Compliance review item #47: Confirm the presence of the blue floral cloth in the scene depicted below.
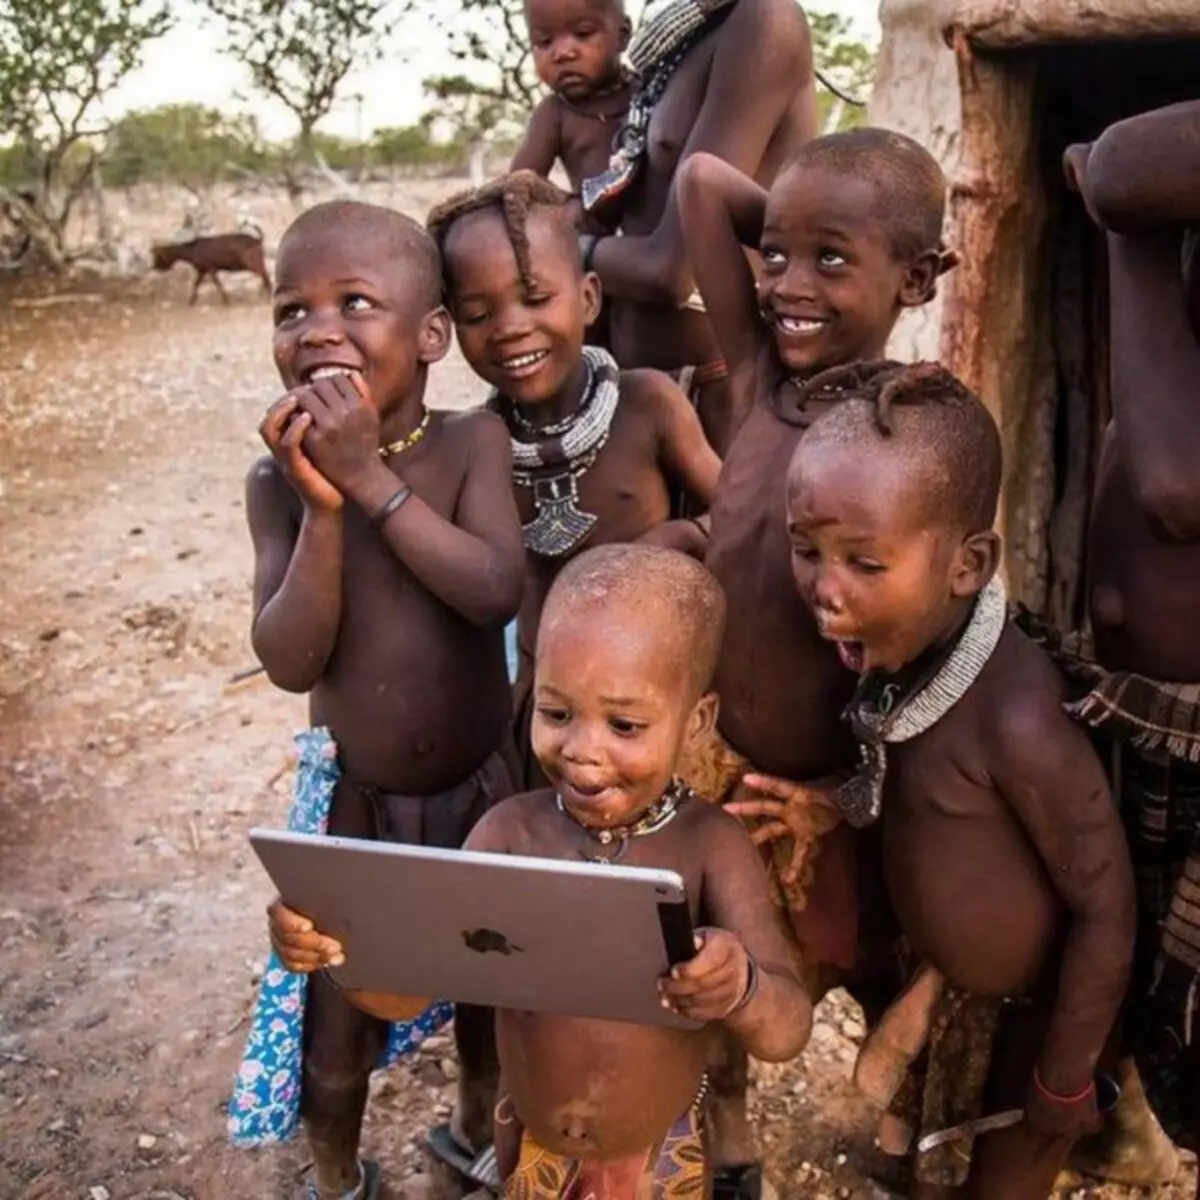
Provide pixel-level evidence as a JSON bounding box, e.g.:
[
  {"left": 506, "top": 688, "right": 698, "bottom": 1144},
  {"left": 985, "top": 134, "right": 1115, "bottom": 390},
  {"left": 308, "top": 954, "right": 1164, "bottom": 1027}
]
[{"left": 227, "top": 727, "right": 453, "bottom": 1146}]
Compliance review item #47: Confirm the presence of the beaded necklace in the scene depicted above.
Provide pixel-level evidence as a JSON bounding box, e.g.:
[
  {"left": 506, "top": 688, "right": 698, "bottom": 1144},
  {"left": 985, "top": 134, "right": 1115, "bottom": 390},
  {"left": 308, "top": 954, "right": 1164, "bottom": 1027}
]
[{"left": 557, "top": 777, "right": 692, "bottom": 864}]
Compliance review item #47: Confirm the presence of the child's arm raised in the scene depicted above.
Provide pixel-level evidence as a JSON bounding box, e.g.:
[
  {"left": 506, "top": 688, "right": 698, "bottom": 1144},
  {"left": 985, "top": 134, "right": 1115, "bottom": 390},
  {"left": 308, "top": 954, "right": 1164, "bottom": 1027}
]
[
  {"left": 992, "top": 687, "right": 1135, "bottom": 1137},
  {"left": 246, "top": 396, "right": 345, "bottom": 693},
  {"left": 678, "top": 152, "right": 771, "bottom": 387},
  {"left": 298, "top": 377, "right": 525, "bottom": 628},
  {"left": 1085, "top": 102, "right": 1200, "bottom": 231},
  {"left": 660, "top": 809, "right": 812, "bottom": 1061},
  {"left": 590, "top": 0, "right": 814, "bottom": 305},
  {"left": 510, "top": 96, "right": 563, "bottom": 177}
]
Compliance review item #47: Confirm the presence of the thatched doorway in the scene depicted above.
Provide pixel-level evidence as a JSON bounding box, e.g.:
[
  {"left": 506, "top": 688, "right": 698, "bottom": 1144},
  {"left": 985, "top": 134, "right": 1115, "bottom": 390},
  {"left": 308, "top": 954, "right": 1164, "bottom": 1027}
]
[{"left": 892, "top": 2, "right": 1200, "bottom": 625}]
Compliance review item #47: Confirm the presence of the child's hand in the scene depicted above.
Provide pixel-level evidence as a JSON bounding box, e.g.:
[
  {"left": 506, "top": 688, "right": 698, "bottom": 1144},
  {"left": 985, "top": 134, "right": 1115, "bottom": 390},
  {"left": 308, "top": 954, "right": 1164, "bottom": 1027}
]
[
  {"left": 260, "top": 394, "right": 344, "bottom": 512},
  {"left": 295, "top": 373, "right": 381, "bottom": 499},
  {"left": 724, "top": 773, "right": 842, "bottom": 886},
  {"left": 659, "top": 928, "right": 751, "bottom": 1023},
  {"left": 1022, "top": 1071, "right": 1102, "bottom": 1140},
  {"left": 267, "top": 897, "right": 345, "bottom": 974}
]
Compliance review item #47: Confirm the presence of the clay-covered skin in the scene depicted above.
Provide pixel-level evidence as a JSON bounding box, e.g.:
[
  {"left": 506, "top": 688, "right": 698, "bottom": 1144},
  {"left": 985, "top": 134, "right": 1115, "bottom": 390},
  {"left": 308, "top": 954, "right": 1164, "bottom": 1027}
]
[{"left": 468, "top": 790, "right": 807, "bottom": 1160}]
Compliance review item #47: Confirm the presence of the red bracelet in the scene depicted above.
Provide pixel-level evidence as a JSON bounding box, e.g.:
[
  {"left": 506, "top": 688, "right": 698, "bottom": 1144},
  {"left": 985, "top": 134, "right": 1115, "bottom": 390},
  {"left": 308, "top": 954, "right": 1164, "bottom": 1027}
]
[{"left": 1033, "top": 1066, "right": 1095, "bottom": 1105}]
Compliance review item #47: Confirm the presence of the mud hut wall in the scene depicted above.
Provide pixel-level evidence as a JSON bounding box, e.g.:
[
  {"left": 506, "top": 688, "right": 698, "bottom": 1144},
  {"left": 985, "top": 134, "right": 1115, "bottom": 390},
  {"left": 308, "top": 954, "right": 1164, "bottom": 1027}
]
[
  {"left": 871, "top": 0, "right": 963, "bottom": 364},
  {"left": 940, "top": 39, "right": 1055, "bottom": 610}
]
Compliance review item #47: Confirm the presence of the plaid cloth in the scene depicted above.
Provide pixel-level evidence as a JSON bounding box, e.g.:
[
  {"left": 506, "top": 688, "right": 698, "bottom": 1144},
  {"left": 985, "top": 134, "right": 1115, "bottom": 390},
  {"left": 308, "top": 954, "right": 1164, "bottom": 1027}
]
[{"left": 1016, "top": 609, "right": 1200, "bottom": 1148}]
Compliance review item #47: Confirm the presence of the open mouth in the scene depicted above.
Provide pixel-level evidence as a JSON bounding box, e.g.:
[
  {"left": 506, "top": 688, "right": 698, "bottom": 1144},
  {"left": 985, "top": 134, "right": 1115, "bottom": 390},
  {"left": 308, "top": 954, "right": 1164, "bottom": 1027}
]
[
  {"left": 831, "top": 638, "right": 866, "bottom": 674},
  {"left": 775, "top": 315, "right": 829, "bottom": 338},
  {"left": 301, "top": 364, "right": 362, "bottom": 384},
  {"left": 497, "top": 349, "right": 550, "bottom": 380}
]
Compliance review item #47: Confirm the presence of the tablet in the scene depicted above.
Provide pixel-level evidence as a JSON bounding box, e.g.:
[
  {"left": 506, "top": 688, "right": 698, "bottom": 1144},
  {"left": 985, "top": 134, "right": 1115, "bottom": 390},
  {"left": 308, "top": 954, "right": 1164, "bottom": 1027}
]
[{"left": 249, "top": 829, "right": 700, "bottom": 1029}]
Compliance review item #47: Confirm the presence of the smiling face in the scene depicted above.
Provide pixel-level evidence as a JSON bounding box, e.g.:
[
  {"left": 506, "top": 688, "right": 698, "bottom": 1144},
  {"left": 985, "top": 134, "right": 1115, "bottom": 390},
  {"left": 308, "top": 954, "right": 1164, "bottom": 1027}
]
[
  {"left": 786, "top": 433, "right": 991, "bottom": 676},
  {"left": 272, "top": 224, "right": 447, "bottom": 420},
  {"left": 444, "top": 206, "right": 600, "bottom": 419},
  {"left": 526, "top": 0, "right": 628, "bottom": 101},
  {"left": 532, "top": 603, "right": 715, "bottom": 829},
  {"left": 759, "top": 166, "right": 936, "bottom": 377}
]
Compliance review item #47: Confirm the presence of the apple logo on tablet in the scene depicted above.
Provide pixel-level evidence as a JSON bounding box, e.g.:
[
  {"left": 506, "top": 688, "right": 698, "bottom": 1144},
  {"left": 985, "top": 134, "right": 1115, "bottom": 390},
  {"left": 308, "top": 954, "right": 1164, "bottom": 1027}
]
[{"left": 463, "top": 928, "right": 524, "bottom": 956}]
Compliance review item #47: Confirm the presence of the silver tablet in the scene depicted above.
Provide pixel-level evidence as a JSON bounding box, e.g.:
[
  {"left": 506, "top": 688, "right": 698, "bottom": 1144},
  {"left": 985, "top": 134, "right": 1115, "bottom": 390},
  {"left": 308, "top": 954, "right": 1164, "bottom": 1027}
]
[{"left": 249, "top": 829, "right": 699, "bottom": 1029}]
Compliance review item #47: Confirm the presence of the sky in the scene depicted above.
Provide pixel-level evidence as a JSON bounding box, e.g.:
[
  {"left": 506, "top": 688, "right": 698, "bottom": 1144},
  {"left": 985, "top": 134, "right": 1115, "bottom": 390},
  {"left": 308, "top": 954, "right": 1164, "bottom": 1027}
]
[{"left": 109, "top": 0, "right": 881, "bottom": 142}]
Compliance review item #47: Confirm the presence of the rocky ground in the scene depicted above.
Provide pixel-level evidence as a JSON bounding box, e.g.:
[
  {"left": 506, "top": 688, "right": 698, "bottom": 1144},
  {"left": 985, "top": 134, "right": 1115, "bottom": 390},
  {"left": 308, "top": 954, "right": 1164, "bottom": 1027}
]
[{"left": 0, "top": 182, "right": 1193, "bottom": 1198}]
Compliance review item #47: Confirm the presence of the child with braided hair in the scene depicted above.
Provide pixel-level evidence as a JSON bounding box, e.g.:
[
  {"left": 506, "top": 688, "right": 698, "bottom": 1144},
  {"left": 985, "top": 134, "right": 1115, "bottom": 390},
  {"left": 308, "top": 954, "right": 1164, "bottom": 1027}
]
[
  {"left": 785, "top": 359, "right": 1134, "bottom": 1198},
  {"left": 428, "top": 170, "right": 720, "bottom": 789}
]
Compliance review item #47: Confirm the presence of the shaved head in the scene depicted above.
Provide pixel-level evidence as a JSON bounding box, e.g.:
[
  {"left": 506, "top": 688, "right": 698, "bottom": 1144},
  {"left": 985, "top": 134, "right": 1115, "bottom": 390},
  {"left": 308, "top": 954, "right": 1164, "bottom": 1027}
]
[
  {"left": 541, "top": 544, "right": 726, "bottom": 702},
  {"left": 278, "top": 200, "right": 443, "bottom": 312}
]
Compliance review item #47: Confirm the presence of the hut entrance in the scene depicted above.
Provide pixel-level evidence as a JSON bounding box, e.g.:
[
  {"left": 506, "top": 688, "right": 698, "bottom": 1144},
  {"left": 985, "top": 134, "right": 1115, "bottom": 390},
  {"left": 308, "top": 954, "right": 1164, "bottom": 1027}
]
[{"left": 939, "top": 21, "right": 1200, "bottom": 626}]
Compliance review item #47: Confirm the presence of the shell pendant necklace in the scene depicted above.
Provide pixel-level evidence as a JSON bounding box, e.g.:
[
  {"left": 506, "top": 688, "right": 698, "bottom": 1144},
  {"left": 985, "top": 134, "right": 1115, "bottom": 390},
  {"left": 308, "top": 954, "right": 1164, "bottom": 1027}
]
[{"left": 555, "top": 778, "right": 691, "bottom": 864}]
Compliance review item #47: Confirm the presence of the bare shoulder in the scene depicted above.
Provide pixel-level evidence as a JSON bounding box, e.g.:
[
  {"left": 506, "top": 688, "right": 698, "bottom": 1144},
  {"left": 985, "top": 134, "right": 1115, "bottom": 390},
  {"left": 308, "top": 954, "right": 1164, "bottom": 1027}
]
[
  {"left": 725, "top": 0, "right": 811, "bottom": 53},
  {"left": 677, "top": 796, "right": 758, "bottom": 862},
  {"left": 245, "top": 454, "right": 298, "bottom": 518},
  {"left": 433, "top": 407, "right": 512, "bottom": 462},
  {"left": 979, "top": 626, "right": 1080, "bottom": 768},
  {"left": 466, "top": 788, "right": 555, "bottom": 852},
  {"left": 619, "top": 367, "right": 689, "bottom": 412}
]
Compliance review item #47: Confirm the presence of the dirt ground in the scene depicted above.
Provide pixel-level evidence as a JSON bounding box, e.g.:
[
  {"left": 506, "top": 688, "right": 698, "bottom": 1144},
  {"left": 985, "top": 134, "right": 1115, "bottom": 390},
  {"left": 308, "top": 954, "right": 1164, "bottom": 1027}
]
[{"left": 0, "top": 182, "right": 1194, "bottom": 1199}]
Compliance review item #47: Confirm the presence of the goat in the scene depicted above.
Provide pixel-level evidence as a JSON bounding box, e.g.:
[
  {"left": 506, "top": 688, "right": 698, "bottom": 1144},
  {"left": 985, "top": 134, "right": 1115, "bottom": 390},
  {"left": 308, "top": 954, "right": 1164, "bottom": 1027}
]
[{"left": 151, "top": 231, "right": 271, "bottom": 305}]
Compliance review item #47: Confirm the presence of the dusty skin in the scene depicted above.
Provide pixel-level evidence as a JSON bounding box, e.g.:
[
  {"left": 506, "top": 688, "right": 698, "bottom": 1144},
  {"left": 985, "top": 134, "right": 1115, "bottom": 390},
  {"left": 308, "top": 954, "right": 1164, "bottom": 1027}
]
[{"left": 0, "top": 182, "right": 1195, "bottom": 1198}]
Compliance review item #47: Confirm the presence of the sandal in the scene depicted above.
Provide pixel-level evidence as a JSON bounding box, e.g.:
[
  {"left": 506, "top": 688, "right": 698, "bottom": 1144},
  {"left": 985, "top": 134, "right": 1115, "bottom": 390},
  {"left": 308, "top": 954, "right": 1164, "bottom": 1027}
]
[{"left": 427, "top": 1122, "right": 501, "bottom": 1191}]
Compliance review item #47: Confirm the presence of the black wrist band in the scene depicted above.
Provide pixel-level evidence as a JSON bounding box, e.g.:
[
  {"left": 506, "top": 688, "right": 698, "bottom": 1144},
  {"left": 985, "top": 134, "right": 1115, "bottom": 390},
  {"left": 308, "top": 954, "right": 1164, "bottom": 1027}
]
[
  {"left": 726, "top": 954, "right": 759, "bottom": 1017},
  {"left": 370, "top": 485, "right": 412, "bottom": 529},
  {"left": 579, "top": 233, "right": 600, "bottom": 272}
]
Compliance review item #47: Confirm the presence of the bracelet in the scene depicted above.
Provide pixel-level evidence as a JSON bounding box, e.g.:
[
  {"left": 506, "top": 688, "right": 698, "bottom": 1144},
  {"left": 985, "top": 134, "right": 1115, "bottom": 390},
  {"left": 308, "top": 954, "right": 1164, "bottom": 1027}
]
[
  {"left": 687, "top": 516, "right": 710, "bottom": 539},
  {"left": 369, "top": 485, "right": 412, "bottom": 529},
  {"left": 726, "top": 953, "right": 759, "bottom": 1017},
  {"left": 1033, "top": 1065, "right": 1096, "bottom": 1105},
  {"left": 579, "top": 233, "right": 600, "bottom": 272}
]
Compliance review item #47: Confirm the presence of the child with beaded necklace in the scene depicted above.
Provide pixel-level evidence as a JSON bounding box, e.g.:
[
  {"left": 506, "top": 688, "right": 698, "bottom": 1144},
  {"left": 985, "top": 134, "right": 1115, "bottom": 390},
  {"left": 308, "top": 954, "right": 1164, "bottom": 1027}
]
[{"left": 428, "top": 170, "right": 721, "bottom": 787}]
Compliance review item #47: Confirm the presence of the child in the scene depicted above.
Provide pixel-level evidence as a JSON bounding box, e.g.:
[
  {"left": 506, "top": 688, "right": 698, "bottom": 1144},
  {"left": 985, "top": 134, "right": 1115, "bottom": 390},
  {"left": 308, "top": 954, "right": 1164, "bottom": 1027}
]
[
  {"left": 1059, "top": 105, "right": 1200, "bottom": 1184},
  {"left": 270, "top": 543, "right": 813, "bottom": 1198},
  {"left": 510, "top": 0, "right": 632, "bottom": 206},
  {"left": 658, "top": 127, "right": 954, "bottom": 1184},
  {"left": 787, "top": 360, "right": 1135, "bottom": 1198},
  {"left": 427, "top": 171, "right": 721, "bottom": 786},
  {"left": 243, "top": 200, "right": 525, "bottom": 1199},
  {"left": 576, "top": 0, "right": 817, "bottom": 455}
]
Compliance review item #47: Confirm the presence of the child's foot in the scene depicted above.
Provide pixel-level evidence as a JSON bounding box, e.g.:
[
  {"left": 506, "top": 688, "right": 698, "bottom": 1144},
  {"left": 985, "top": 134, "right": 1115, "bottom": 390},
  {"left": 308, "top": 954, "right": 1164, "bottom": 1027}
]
[{"left": 1059, "top": 1059, "right": 1179, "bottom": 1186}]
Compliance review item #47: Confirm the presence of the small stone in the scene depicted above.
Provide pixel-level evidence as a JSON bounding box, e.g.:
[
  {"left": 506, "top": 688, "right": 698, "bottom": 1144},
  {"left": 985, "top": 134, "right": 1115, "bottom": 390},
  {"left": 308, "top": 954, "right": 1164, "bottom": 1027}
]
[
  {"left": 836, "top": 1153, "right": 847, "bottom": 1166},
  {"left": 440, "top": 1057, "right": 459, "bottom": 1082},
  {"left": 89, "top": 1189, "right": 110, "bottom": 1200},
  {"left": 46, "top": 1118, "right": 66, "bottom": 1132},
  {"left": 841, "top": 1017, "right": 866, "bottom": 1040},
  {"left": 137, "top": 1132, "right": 157, "bottom": 1149}
]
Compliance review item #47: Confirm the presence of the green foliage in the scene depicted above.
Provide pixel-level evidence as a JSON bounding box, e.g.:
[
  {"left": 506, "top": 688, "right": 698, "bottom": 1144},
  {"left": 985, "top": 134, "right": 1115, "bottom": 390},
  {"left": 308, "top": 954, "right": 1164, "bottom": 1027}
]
[
  {"left": 808, "top": 8, "right": 876, "bottom": 132},
  {"left": 416, "top": 0, "right": 539, "bottom": 144},
  {"left": 0, "top": 0, "right": 173, "bottom": 265},
  {"left": 103, "top": 103, "right": 267, "bottom": 189},
  {"left": 201, "top": 0, "right": 398, "bottom": 157}
]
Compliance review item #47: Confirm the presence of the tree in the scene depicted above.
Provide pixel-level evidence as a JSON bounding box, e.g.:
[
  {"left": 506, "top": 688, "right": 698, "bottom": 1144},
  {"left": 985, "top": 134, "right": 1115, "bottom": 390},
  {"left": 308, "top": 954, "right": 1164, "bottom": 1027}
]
[
  {"left": 103, "top": 103, "right": 267, "bottom": 191},
  {"left": 202, "top": 0, "right": 398, "bottom": 165},
  {"left": 414, "top": 0, "right": 538, "bottom": 177},
  {"left": 809, "top": 9, "right": 876, "bottom": 133},
  {"left": 0, "top": 0, "right": 173, "bottom": 268}
]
